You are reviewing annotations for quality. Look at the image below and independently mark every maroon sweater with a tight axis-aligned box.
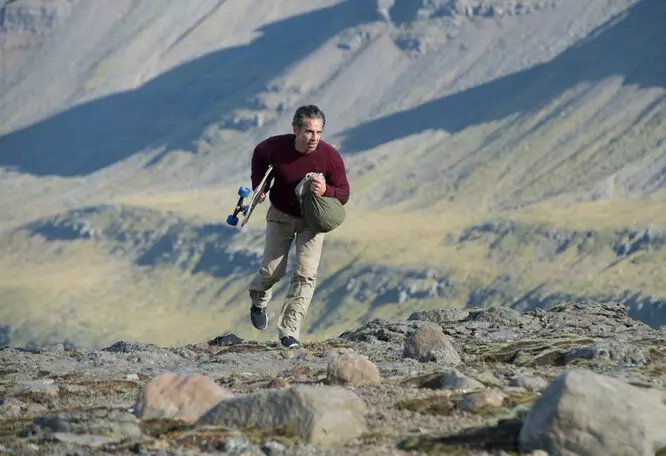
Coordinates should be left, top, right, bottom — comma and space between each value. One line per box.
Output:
251, 134, 350, 217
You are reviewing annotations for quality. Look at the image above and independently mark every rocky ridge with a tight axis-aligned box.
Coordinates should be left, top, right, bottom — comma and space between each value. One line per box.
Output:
1, 301, 666, 455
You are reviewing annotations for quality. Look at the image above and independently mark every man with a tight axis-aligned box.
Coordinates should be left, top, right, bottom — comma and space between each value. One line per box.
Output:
247, 104, 350, 349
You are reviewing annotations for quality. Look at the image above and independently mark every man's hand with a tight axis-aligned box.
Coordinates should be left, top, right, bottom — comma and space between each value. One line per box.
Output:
310, 177, 326, 196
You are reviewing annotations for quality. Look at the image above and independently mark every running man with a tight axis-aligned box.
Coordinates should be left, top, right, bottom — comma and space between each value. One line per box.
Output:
247, 104, 350, 348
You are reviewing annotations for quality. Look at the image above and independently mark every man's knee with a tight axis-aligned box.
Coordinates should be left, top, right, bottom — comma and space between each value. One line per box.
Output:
290, 272, 317, 287
294, 254, 321, 280
258, 259, 288, 282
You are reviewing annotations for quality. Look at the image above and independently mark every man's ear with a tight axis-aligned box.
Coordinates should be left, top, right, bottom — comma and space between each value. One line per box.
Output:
292, 125, 298, 135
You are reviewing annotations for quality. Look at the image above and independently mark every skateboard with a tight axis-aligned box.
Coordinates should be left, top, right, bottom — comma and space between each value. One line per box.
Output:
226, 166, 274, 227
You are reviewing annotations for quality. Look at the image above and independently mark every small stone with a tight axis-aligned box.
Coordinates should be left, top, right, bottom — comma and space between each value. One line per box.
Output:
134, 373, 234, 422
473, 370, 504, 387
125, 374, 139, 381
509, 374, 548, 392
52, 432, 117, 448
216, 436, 256, 453
262, 440, 287, 455
208, 333, 243, 347
266, 377, 290, 389
439, 368, 484, 390
26, 403, 48, 415
0, 397, 26, 418
403, 324, 461, 364
327, 353, 382, 387
459, 390, 505, 413
280, 364, 315, 381
280, 350, 296, 359
33, 409, 141, 439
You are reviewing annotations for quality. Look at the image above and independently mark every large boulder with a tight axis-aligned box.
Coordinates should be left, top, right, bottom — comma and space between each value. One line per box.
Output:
519, 369, 666, 455
198, 384, 368, 445
134, 373, 234, 423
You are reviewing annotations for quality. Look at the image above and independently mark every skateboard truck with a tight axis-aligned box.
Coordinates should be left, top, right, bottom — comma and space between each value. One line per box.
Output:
226, 166, 273, 228
226, 186, 251, 226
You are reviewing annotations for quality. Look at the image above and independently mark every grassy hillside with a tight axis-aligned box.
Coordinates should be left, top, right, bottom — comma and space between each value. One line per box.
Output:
1, 0, 666, 347
3, 195, 666, 348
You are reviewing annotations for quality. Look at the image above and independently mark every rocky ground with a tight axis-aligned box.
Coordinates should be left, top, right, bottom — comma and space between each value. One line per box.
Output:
1, 301, 666, 455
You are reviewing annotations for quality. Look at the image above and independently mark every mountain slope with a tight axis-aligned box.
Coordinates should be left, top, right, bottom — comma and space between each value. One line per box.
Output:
2, 0, 664, 217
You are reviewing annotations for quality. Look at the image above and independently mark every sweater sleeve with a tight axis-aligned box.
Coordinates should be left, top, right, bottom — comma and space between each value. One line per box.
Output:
251, 140, 271, 191
323, 148, 350, 205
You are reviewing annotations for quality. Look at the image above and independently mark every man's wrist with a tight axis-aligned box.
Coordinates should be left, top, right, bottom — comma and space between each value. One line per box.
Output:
323, 186, 334, 198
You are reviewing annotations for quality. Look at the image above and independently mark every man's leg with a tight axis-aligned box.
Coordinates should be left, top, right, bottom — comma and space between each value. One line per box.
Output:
277, 223, 325, 346
248, 205, 295, 329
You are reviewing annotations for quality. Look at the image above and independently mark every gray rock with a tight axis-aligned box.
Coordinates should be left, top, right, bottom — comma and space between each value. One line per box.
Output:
509, 374, 548, 392
134, 372, 234, 423
439, 368, 484, 390
459, 389, 505, 413
519, 369, 666, 455
563, 342, 648, 365
51, 432, 118, 448
0, 397, 27, 419
217, 436, 260, 455
326, 353, 381, 387
403, 324, 461, 364
31, 408, 142, 440
261, 440, 287, 455
198, 384, 367, 445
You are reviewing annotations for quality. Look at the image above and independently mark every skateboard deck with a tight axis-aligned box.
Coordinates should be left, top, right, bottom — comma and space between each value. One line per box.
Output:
226, 166, 274, 228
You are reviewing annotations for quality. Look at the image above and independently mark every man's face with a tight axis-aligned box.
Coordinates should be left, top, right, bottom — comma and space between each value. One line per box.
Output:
293, 118, 323, 154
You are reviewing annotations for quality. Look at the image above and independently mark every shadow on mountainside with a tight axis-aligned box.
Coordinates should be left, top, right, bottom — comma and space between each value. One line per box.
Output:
0, 0, 381, 177
339, 0, 666, 154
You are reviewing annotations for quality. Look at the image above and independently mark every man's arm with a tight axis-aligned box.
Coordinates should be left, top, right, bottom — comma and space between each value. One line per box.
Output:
322, 149, 350, 205
251, 140, 271, 191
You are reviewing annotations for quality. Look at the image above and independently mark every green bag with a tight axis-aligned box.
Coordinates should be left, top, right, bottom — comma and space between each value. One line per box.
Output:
301, 190, 346, 233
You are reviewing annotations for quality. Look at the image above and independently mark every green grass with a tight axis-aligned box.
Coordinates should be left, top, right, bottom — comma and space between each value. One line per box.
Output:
4, 183, 666, 347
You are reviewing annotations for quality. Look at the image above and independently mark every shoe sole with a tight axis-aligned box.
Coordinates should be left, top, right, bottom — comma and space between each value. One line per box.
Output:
250, 309, 268, 330
251, 319, 267, 330
280, 338, 300, 349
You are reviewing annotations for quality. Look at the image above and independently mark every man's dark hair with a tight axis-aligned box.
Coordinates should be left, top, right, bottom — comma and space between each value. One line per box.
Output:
292, 104, 326, 129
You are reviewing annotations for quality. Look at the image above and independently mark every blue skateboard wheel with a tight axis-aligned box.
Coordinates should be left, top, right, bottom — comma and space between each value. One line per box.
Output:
226, 214, 239, 226
238, 186, 251, 198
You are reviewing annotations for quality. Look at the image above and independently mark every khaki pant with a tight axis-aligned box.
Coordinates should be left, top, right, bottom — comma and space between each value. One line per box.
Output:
248, 204, 325, 340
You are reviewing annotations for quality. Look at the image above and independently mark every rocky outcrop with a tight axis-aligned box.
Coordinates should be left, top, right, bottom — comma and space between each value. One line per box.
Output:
384, 0, 556, 25
1, 301, 666, 455
0, 0, 78, 87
